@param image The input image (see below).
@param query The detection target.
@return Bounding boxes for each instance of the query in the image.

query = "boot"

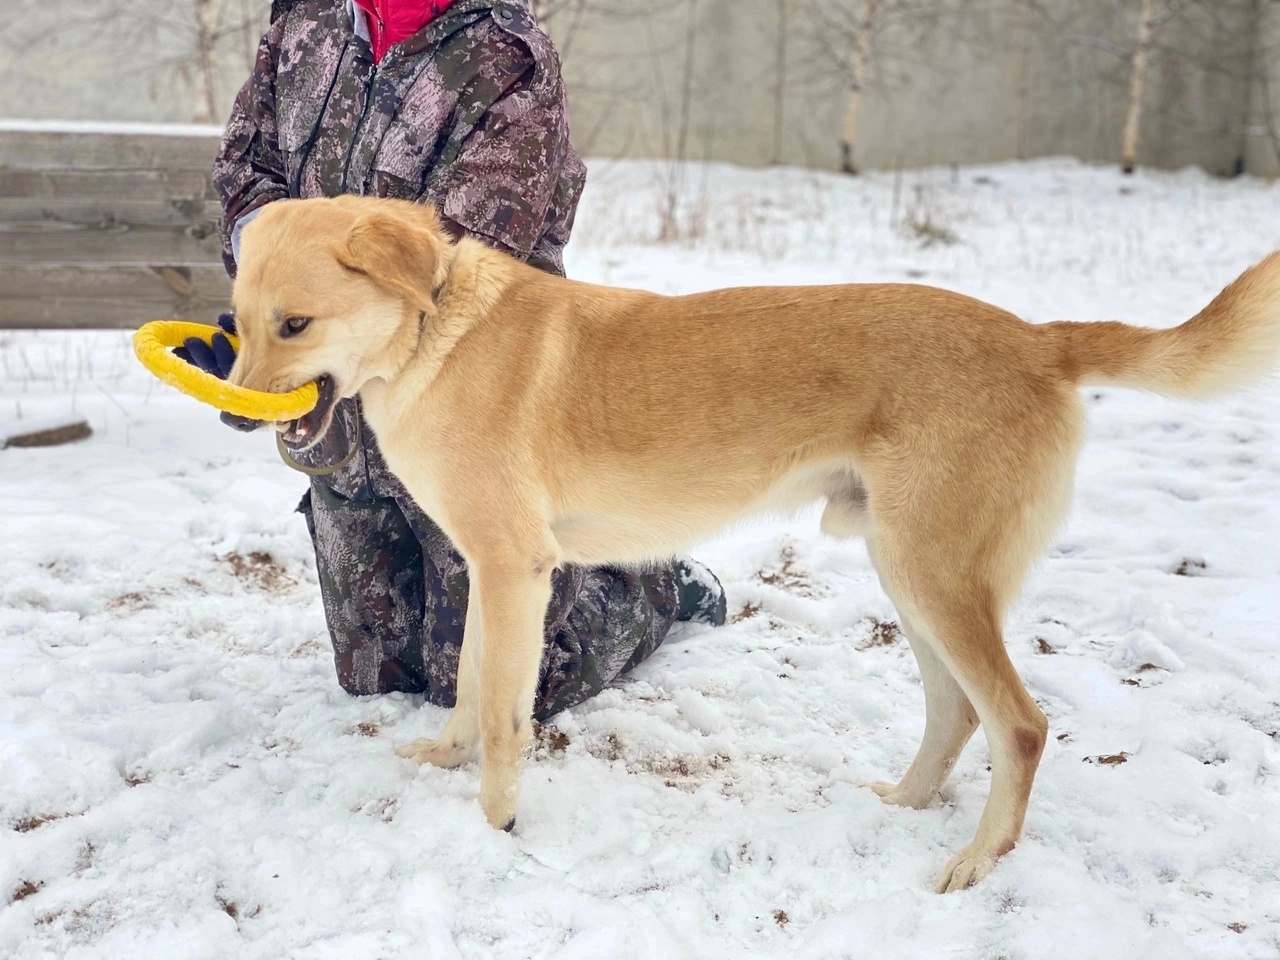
[672,558,727,626]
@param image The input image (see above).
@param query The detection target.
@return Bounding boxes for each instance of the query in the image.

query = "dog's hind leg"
[860,387,1080,891]
[921,594,1046,893]
[868,527,1049,893]
[864,604,978,809]
[828,478,982,805]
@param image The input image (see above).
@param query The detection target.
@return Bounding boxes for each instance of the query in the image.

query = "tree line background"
[4,0,1279,178]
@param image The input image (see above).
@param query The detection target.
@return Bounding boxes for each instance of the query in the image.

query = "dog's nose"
[220,411,264,432]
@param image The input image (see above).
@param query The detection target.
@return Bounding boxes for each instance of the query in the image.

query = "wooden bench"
[0,123,230,329]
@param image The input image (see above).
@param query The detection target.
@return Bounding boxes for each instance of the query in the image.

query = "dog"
[227,194,1280,892]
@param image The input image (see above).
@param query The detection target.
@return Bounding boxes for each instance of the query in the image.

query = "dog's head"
[229,196,451,449]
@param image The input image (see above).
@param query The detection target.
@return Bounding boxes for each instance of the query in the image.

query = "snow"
[3,158,1280,958]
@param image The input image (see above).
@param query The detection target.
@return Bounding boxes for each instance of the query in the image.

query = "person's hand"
[173,313,262,432]
[173,312,238,379]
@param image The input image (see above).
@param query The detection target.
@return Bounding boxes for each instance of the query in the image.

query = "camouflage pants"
[294,398,680,719]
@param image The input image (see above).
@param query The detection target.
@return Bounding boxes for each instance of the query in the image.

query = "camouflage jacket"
[212,0,586,276]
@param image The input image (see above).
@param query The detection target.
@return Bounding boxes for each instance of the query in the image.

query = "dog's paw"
[934,842,1007,893]
[479,781,519,833]
[395,737,473,769]
[863,779,932,809]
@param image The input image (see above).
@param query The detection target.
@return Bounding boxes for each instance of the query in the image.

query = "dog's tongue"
[281,418,315,445]
[281,376,335,446]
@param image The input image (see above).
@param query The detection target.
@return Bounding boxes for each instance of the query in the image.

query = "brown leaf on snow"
[10,880,42,903]
[1085,752,1130,766]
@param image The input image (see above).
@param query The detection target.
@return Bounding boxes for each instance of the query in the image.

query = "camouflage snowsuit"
[213,0,680,717]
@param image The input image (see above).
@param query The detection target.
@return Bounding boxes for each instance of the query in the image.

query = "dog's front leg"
[396,580,483,768]
[471,555,554,832]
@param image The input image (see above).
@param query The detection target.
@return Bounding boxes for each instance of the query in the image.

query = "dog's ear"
[335,203,448,309]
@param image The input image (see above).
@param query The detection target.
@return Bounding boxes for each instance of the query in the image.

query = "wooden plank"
[0,197,223,226]
[1,298,229,330]
[0,131,221,172]
[0,169,218,202]
[0,262,231,329]
[0,262,230,300]
[0,132,234,328]
[0,197,223,264]
[0,221,224,262]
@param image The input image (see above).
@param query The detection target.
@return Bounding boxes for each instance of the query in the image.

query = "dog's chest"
[359,385,450,518]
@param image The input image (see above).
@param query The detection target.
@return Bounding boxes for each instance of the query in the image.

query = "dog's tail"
[1047,251,1280,399]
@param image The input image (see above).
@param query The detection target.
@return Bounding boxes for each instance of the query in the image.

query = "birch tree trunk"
[1120,0,1159,174]
[193,0,220,124]
[840,0,877,175]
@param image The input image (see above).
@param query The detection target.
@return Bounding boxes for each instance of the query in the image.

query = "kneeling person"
[189,0,725,715]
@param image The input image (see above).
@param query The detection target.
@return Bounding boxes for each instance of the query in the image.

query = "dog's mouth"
[279,374,338,447]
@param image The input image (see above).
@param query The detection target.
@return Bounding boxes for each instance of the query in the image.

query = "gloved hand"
[173,311,238,379]
[174,313,261,432]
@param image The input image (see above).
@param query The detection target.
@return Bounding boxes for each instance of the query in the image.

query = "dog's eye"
[280,316,311,338]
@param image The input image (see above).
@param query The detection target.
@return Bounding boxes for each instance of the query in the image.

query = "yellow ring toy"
[132,320,318,421]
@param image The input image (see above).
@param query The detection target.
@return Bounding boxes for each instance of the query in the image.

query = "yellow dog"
[227,194,1279,892]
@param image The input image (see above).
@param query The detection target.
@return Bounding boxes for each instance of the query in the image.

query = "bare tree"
[10,0,265,123]
[652,0,704,242]
[1011,0,1044,160]
[796,0,944,175]
[1022,0,1252,175]
[1108,0,1254,174]
[1121,0,1160,173]
[193,0,222,124]
[772,0,793,164]
[839,0,876,174]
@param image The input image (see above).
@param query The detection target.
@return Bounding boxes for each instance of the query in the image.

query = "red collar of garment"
[353,0,457,62]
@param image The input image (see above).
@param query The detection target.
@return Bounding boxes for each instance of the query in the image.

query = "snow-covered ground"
[3,159,1280,959]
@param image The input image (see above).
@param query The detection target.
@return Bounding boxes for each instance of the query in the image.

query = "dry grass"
[225,551,296,593]
[903,213,960,248]
[755,543,826,598]
[12,811,75,833]
[533,720,571,755]
[857,618,903,650]
[105,591,153,613]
